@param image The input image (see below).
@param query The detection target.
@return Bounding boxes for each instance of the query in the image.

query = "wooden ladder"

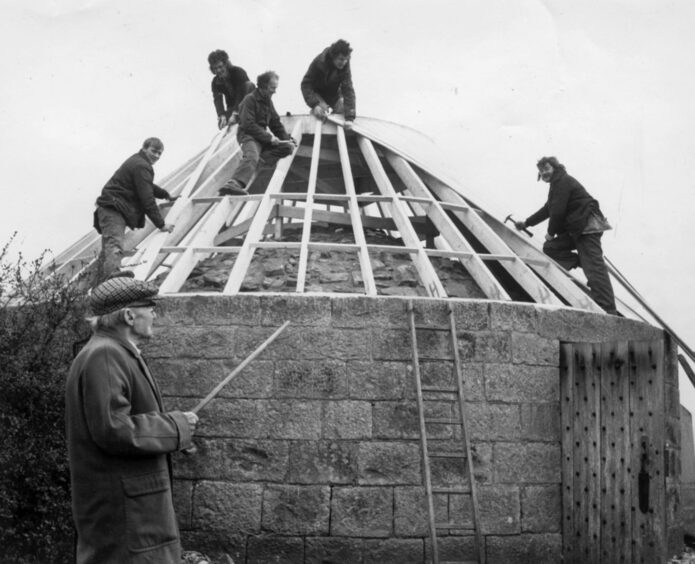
[407,301,485,564]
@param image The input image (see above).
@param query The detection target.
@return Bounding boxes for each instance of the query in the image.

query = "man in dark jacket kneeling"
[515,156,617,314]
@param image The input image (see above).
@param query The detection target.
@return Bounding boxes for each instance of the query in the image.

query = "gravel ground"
[669,547,695,563]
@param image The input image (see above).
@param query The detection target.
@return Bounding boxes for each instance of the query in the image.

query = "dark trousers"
[230,136,293,187]
[543,232,617,313]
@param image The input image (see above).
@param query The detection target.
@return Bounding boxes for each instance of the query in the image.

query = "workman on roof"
[208,49,255,130]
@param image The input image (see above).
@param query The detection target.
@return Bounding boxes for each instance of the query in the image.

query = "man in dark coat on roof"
[218,71,296,196]
[208,49,255,130]
[514,156,617,314]
[93,137,176,282]
[65,274,199,563]
[301,39,356,130]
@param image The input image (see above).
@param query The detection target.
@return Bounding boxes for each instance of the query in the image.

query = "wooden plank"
[356,136,446,298]
[336,126,376,295]
[386,154,511,301]
[629,340,666,563]
[413,166,562,306]
[296,121,322,292]
[223,121,304,294]
[560,343,576,563]
[600,341,632,562]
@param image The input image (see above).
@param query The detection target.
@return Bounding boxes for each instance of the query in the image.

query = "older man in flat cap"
[65,274,198,564]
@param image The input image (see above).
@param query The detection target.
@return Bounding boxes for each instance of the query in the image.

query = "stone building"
[53,115,686,563]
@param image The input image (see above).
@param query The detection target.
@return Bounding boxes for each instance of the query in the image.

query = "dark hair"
[208,49,230,72]
[142,137,163,150]
[328,39,352,58]
[257,70,279,89]
[536,156,565,171]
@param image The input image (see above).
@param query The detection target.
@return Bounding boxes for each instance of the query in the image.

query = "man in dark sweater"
[515,156,616,314]
[301,39,356,130]
[208,49,255,130]
[218,71,296,196]
[93,138,175,282]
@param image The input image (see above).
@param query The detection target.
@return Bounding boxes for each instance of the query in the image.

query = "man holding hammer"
[65,273,198,563]
[513,156,617,314]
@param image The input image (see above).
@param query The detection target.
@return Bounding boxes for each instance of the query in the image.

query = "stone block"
[192,481,262,534]
[511,332,559,365]
[493,442,561,483]
[323,401,372,439]
[287,440,358,484]
[489,302,539,332]
[426,535,479,563]
[275,359,348,399]
[196,399,265,438]
[232,324,301,361]
[357,442,421,485]
[300,327,370,360]
[426,439,493,485]
[370,298,412,329]
[466,402,521,441]
[179,531,246,564]
[362,538,425,563]
[174,438,289,481]
[413,327,453,360]
[264,399,323,439]
[246,534,304,563]
[261,485,330,534]
[520,403,561,442]
[394,486,454,536]
[305,537,364,564]
[450,300,490,331]
[347,360,408,400]
[260,295,332,327]
[157,295,262,327]
[471,331,512,362]
[154,358,274,399]
[485,363,559,402]
[485,533,562,564]
[370,329,412,360]
[537,308,661,343]
[330,296,374,328]
[331,487,393,537]
[173,479,193,529]
[477,484,521,534]
[407,300,449,328]
[521,485,562,532]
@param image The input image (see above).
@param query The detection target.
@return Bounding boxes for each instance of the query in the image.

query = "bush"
[0,238,89,563]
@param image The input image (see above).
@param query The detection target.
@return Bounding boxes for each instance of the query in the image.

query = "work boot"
[218,179,247,196]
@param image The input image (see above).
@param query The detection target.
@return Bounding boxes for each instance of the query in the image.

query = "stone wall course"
[331,487,394,537]
[299,327,371,361]
[260,295,332,327]
[485,363,559,403]
[261,485,331,534]
[357,442,421,485]
[489,302,539,332]
[304,537,364,563]
[287,440,359,484]
[156,294,261,327]
[274,360,348,399]
[361,538,425,563]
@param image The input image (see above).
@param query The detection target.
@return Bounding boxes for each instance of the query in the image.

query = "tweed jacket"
[65,329,193,563]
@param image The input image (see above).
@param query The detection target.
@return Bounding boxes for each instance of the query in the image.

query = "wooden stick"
[191,320,290,414]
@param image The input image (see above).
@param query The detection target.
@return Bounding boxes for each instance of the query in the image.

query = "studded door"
[560,340,665,564]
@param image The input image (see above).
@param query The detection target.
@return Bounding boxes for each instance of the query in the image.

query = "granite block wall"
[143,295,678,563]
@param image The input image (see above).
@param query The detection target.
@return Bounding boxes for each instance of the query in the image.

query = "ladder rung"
[421,385,458,393]
[429,451,467,459]
[425,417,462,425]
[432,486,471,494]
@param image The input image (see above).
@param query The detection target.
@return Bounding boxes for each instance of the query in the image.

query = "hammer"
[505,214,533,237]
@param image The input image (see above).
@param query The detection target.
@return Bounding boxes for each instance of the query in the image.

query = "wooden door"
[560,339,666,563]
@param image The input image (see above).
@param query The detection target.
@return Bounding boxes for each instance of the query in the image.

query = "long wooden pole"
[191,320,290,414]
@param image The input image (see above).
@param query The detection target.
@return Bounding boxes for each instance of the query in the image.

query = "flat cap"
[89,274,159,316]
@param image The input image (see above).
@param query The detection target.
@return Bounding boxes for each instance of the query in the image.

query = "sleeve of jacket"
[268,102,289,141]
[152,185,171,200]
[341,66,356,120]
[239,96,273,144]
[547,179,574,236]
[211,78,226,118]
[300,58,323,108]
[231,68,253,112]
[525,204,549,227]
[133,163,165,229]
[80,347,193,455]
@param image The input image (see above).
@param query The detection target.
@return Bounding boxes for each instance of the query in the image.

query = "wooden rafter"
[296,121,322,292]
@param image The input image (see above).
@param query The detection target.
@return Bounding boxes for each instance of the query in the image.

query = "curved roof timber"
[49,115,613,313]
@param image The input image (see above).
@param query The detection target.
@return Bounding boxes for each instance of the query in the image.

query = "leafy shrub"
[0,237,89,563]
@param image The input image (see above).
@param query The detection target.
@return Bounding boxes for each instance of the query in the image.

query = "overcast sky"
[1,0,694,401]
